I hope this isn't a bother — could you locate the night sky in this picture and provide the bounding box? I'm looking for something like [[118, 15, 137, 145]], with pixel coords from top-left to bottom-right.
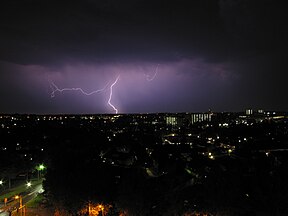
[[0, 0, 287, 114]]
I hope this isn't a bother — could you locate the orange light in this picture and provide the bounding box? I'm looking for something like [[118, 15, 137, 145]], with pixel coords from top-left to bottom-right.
[[98, 204, 104, 210]]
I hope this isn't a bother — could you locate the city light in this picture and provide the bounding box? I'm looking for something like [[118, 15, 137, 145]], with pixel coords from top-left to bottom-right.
[[1, 109, 288, 215], [88, 203, 107, 216], [39, 164, 45, 170], [36, 164, 46, 180]]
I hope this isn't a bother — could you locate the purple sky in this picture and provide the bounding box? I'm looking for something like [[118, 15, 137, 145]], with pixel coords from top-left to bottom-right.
[[0, 0, 287, 114]]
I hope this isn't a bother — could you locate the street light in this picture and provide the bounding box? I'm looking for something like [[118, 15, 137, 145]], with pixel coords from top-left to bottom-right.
[[39, 164, 45, 170], [15, 195, 23, 209], [36, 164, 46, 180], [15, 195, 26, 215], [0, 180, 4, 193], [98, 205, 104, 216], [26, 182, 32, 188]]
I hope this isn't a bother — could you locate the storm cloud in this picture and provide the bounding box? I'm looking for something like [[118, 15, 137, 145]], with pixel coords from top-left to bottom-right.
[[0, 0, 287, 113]]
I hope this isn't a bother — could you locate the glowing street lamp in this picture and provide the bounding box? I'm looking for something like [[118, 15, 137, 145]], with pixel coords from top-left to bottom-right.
[[36, 164, 46, 180], [39, 164, 45, 170], [26, 182, 32, 188], [98, 205, 104, 216], [15, 195, 23, 208], [0, 180, 4, 193], [15, 195, 26, 215]]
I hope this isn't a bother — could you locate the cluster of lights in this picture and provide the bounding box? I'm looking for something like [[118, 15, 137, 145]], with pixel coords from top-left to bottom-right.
[[88, 203, 109, 216], [208, 152, 214, 160], [219, 123, 229, 127]]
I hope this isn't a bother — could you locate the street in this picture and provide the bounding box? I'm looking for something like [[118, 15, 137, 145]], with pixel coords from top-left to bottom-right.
[[0, 181, 43, 216]]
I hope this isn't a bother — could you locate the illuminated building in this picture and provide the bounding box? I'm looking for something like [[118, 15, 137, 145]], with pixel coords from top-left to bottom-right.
[[191, 113, 212, 124], [166, 116, 177, 126], [245, 109, 253, 115]]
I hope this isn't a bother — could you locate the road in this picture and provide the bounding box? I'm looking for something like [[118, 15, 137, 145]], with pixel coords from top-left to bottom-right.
[[0, 182, 43, 216]]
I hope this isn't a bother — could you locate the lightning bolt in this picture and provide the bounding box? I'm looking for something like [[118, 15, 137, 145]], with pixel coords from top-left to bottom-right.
[[49, 81, 109, 98], [108, 75, 120, 114], [48, 63, 158, 114], [145, 64, 160, 81]]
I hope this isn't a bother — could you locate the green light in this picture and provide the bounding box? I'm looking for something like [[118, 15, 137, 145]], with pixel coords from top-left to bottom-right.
[[36, 164, 46, 171], [39, 164, 45, 170]]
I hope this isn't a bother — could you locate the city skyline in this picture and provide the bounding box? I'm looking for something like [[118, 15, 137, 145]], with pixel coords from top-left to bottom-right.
[[0, 0, 287, 114]]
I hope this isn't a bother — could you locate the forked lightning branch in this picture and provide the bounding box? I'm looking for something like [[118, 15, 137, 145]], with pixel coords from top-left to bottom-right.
[[49, 76, 120, 114]]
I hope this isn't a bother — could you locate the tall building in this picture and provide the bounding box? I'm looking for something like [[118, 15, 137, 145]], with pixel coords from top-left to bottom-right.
[[245, 109, 253, 115], [191, 113, 212, 124], [166, 116, 177, 126]]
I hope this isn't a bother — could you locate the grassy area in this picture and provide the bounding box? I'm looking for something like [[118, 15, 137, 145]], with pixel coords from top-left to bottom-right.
[[24, 194, 55, 216], [0, 184, 26, 201], [26, 194, 44, 208], [25, 207, 55, 216]]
